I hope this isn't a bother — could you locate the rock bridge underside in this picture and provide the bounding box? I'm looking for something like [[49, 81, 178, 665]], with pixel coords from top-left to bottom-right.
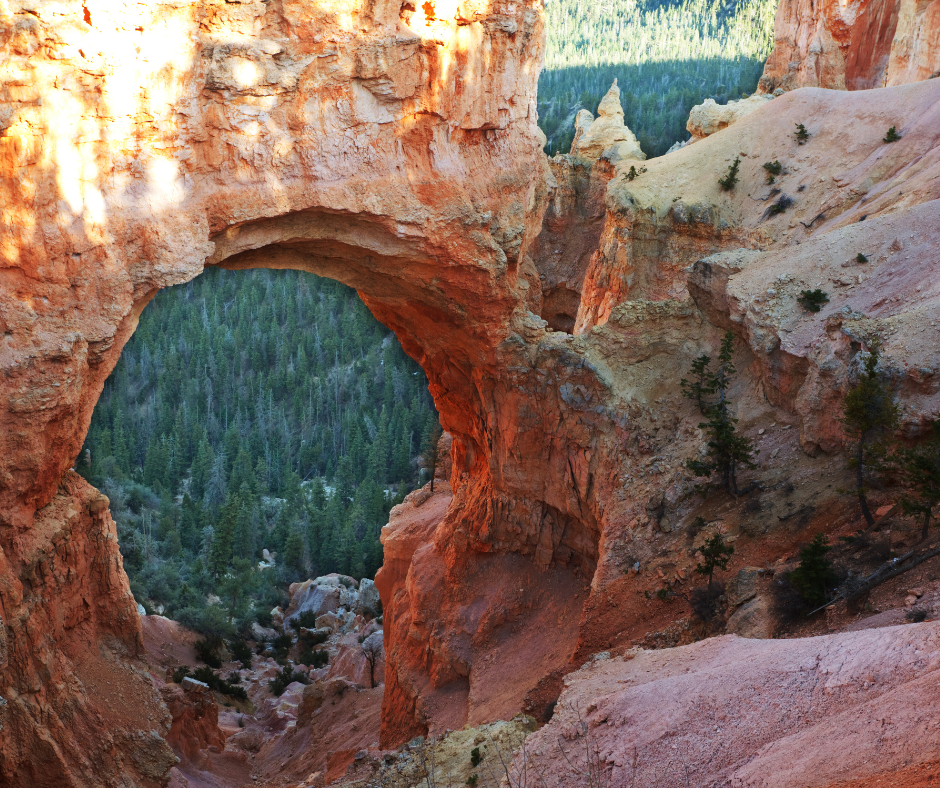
[[2, 0, 940, 785]]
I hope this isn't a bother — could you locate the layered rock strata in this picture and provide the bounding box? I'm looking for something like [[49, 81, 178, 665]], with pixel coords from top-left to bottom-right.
[[759, 0, 940, 92]]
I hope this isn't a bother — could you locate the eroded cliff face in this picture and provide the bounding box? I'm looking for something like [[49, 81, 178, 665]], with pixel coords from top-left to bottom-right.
[[759, 0, 940, 92], [3, 0, 940, 783], [0, 0, 556, 780]]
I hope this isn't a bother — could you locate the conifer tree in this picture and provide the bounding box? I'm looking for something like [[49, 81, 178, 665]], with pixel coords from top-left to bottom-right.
[[682, 331, 756, 496], [894, 418, 940, 540], [842, 346, 898, 526]]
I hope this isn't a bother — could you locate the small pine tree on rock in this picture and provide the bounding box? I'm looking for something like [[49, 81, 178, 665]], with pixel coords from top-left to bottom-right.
[[788, 533, 838, 608], [856, 253, 868, 263], [883, 126, 901, 143], [894, 418, 940, 541], [842, 345, 899, 527], [718, 157, 741, 191], [797, 289, 830, 313], [695, 532, 735, 591], [682, 330, 756, 496], [794, 123, 809, 144]]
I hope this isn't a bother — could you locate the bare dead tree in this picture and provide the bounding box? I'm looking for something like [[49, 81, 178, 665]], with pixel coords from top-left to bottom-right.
[[361, 637, 383, 689]]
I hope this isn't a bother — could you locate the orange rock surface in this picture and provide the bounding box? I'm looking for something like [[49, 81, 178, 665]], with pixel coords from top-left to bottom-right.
[[2, 0, 940, 784], [759, 0, 940, 92]]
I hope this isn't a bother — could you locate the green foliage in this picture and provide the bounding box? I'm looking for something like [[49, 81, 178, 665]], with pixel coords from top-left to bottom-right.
[[298, 648, 329, 668], [537, 0, 776, 157], [682, 331, 756, 495], [229, 639, 253, 670], [194, 637, 223, 668], [289, 610, 320, 631], [173, 665, 248, 701], [467, 775, 479, 787], [797, 289, 830, 313], [626, 165, 647, 181], [856, 253, 868, 263], [269, 665, 310, 696], [80, 267, 439, 631], [470, 747, 482, 768], [694, 532, 735, 589], [718, 157, 741, 191], [794, 123, 809, 144], [762, 160, 782, 183], [893, 418, 940, 540], [842, 347, 899, 526], [788, 533, 837, 608], [883, 126, 901, 143], [767, 194, 793, 215]]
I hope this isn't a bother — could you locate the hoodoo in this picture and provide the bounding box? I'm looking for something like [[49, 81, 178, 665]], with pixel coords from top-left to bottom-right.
[[2, 0, 940, 786]]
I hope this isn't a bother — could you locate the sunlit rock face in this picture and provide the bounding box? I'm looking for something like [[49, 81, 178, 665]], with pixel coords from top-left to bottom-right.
[[3, 0, 940, 783], [759, 0, 940, 92], [0, 0, 560, 780]]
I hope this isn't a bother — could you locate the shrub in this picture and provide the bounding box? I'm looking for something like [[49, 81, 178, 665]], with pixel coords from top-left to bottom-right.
[[173, 665, 248, 701], [768, 194, 794, 215], [289, 610, 319, 631], [883, 126, 901, 143], [689, 582, 726, 625], [718, 157, 741, 191], [299, 628, 329, 648], [298, 648, 329, 668], [626, 165, 647, 181], [762, 160, 782, 183], [856, 252, 868, 263], [194, 637, 223, 669], [229, 639, 253, 670], [794, 123, 809, 144], [788, 533, 838, 608], [467, 775, 479, 787], [797, 289, 830, 313], [268, 665, 310, 697], [470, 747, 482, 767]]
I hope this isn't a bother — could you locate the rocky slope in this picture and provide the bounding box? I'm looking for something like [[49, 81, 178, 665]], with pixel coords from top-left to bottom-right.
[[517, 623, 940, 787], [2, 0, 940, 784]]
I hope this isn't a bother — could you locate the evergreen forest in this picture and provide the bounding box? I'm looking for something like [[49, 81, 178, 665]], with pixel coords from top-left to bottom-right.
[[537, 0, 777, 157], [79, 268, 437, 636]]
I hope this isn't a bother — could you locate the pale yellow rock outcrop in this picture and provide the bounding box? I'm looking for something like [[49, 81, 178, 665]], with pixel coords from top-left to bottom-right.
[[570, 80, 646, 161]]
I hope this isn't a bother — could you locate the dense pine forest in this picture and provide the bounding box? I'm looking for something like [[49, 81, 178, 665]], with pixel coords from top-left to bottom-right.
[[537, 0, 777, 157], [79, 268, 436, 636]]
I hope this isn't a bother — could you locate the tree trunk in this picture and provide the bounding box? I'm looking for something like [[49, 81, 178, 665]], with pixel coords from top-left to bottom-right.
[[857, 442, 875, 526], [922, 511, 932, 542]]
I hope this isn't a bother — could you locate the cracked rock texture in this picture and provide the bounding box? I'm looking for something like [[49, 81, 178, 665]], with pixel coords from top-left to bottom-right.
[[518, 624, 940, 787]]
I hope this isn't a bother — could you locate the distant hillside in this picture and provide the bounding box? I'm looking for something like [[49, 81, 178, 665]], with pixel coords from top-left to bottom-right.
[[80, 268, 436, 634], [538, 0, 777, 157]]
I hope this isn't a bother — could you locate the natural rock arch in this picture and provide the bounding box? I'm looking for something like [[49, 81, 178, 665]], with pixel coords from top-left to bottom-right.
[[0, 0, 619, 781]]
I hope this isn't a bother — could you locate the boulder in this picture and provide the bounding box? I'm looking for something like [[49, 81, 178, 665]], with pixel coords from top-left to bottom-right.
[[725, 595, 774, 639], [686, 94, 772, 141], [358, 578, 381, 618]]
